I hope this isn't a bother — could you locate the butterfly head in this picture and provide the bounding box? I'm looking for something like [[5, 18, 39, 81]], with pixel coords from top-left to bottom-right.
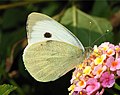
[[84, 47, 93, 58]]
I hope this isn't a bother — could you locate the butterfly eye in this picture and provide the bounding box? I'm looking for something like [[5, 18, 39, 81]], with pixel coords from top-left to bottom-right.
[[82, 51, 84, 54], [44, 32, 52, 38]]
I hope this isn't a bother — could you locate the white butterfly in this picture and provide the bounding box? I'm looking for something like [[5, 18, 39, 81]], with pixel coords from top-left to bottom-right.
[[23, 12, 85, 82]]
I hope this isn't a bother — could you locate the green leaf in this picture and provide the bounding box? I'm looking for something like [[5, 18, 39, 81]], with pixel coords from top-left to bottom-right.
[[41, 2, 59, 16], [60, 6, 113, 47], [106, 88, 118, 95], [0, 84, 16, 95], [2, 8, 27, 29], [1, 27, 25, 57], [26, 4, 38, 12], [0, 60, 6, 80], [91, 0, 111, 18], [0, 29, 1, 44], [114, 83, 120, 90]]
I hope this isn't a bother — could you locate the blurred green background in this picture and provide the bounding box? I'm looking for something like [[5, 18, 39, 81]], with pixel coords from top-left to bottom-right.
[[0, 0, 120, 95]]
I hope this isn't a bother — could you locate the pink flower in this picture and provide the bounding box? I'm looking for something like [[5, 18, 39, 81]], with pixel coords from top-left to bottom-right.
[[99, 42, 115, 56], [106, 56, 120, 71], [93, 65, 107, 78], [100, 72, 115, 88], [74, 87, 82, 92], [109, 43, 115, 49], [72, 91, 80, 95], [86, 78, 100, 95], [117, 70, 120, 76], [69, 42, 120, 95], [76, 79, 86, 89], [73, 79, 87, 93], [106, 48, 115, 56], [95, 92, 100, 95], [115, 45, 120, 52], [99, 42, 110, 49], [95, 88, 104, 95], [99, 42, 109, 52]]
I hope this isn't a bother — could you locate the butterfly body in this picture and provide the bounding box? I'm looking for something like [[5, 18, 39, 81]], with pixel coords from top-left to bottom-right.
[[23, 12, 85, 82]]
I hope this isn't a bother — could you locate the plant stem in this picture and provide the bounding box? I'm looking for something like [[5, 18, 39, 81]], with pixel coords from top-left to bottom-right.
[[72, 5, 77, 35], [0, 1, 46, 10], [10, 79, 25, 95]]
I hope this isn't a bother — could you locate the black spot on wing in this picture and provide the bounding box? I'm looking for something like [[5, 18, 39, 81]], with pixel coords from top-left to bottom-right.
[[44, 32, 52, 38]]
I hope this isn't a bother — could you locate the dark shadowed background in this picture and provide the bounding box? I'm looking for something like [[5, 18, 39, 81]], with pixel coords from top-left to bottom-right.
[[0, 0, 120, 95]]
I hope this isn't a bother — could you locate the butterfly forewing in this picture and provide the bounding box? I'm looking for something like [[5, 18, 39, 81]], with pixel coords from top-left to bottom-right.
[[27, 12, 84, 50]]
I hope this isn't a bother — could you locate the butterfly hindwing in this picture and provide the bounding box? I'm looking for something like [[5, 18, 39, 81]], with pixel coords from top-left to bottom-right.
[[23, 40, 84, 82]]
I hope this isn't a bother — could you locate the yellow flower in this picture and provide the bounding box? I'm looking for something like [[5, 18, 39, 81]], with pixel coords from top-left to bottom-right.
[[80, 91, 82, 95], [76, 72, 82, 78], [94, 54, 106, 65], [115, 46, 120, 52], [94, 45, 98, 53], [83, 66, 91, 75], [102, 45, 109, 51], [78, 64, 83, 69], [68, 84, 75, 91], [72, 73, 79, 82], [69, 92, 72, 95]]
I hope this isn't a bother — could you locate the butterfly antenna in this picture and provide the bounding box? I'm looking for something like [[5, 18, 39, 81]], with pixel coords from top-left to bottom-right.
[[91, 29, 110, 46], [89, 22, 92, 48]]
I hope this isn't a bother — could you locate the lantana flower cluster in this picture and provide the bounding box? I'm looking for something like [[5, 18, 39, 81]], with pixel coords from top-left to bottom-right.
[[68, 42, 120, 95]]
